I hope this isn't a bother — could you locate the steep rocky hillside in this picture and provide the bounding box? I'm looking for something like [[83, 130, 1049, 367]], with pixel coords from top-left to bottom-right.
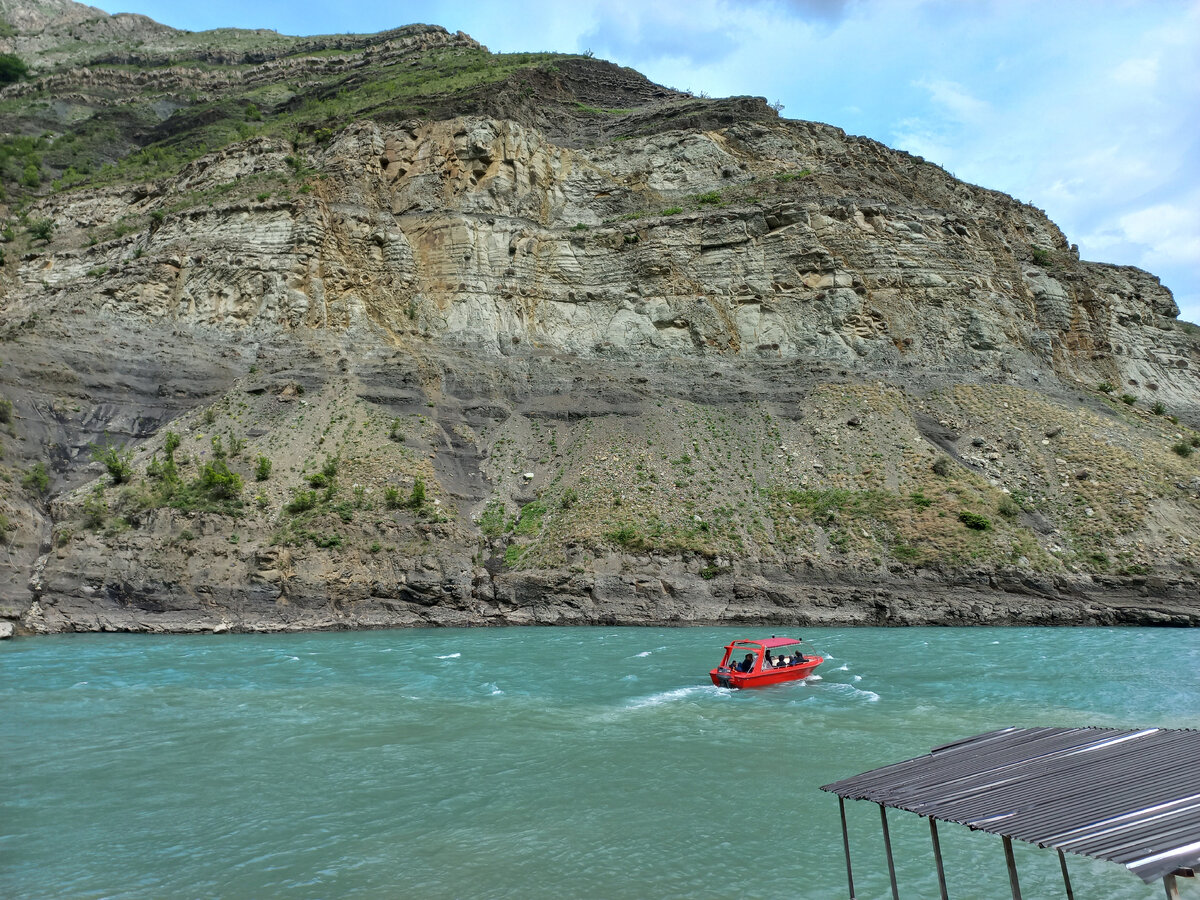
[[1, 1, 1198, 633]]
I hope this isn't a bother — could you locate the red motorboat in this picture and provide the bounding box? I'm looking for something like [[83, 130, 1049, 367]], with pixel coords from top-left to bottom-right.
[[710, 637, 822, 688]]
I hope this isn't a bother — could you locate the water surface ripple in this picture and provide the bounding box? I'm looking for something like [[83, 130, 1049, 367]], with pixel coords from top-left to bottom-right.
[[3, 627, 1199, 899]]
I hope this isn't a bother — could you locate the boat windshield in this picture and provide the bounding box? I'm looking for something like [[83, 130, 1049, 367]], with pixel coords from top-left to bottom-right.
[[722, 649, 759, 673]]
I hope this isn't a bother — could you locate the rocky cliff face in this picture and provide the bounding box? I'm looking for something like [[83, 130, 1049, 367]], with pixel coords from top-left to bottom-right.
[[1, 2, 1198, 632]]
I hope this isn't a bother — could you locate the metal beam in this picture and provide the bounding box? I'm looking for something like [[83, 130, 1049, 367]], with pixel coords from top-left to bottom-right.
[[1003, 836, 1023, 900], [929, 818, 949, 900], [839, 796, 856, 900], [1058, 850, 1074, 900], [1060, 854, 1080, 900], [1164, 873, 1180, 900], [880, 805, 900, 900]]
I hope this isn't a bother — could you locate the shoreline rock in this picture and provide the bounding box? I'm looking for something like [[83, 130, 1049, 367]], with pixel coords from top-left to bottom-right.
[[17, 567, 1200, 635]]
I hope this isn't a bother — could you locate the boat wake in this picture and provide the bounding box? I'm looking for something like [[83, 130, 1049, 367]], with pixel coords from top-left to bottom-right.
[[626, 685, 720, 709]]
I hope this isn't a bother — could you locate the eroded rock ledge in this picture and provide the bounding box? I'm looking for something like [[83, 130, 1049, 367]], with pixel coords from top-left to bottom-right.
[[21, 565, 1200, 634]]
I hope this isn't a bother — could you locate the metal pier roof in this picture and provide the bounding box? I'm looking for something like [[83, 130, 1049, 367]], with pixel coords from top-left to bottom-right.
[[821, 726, 1200, 883]]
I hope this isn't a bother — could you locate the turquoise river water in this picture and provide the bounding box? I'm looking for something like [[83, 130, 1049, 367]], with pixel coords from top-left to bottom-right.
[[3, 627, 1199, 900]]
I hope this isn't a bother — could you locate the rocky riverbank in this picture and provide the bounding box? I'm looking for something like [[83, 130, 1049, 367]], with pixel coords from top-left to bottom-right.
[[17, 562, 1200, 634]]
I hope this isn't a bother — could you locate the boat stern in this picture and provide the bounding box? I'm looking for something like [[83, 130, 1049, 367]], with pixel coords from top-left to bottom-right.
[[710, 667, 734, 689]]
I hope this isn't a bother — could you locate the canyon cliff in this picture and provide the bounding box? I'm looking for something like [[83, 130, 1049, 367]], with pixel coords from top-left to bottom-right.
[[1, 1, 1198, 633]]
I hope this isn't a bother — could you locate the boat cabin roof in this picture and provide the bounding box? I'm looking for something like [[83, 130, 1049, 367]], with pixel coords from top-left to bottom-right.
[[728, 637, 802, 650]]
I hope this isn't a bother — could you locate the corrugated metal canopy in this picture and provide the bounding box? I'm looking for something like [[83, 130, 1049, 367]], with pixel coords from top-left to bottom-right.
[[821, 726, 1200, 883]]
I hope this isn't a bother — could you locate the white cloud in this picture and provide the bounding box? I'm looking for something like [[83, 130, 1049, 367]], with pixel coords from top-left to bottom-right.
[[1119, 202, 1200, 268], [578, 0, 748, 67], [1111, 55, 1160, 88], [917, 79, 991, 124]]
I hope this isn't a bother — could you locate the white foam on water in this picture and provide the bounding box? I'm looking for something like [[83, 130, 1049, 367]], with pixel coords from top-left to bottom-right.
[[381, 648, 393, 653], [71, 682, 88, 688], [626, 685, 710, 709], [807, 674, 823, 682], [483, 683, 503, 696], [853, 675, 863, 682], [621, 674, 639, 682], [836, 664, 849, 671], [286, 656, 299, 661], [826, 681, 880, 702], [634, 651, 652, 657], [436, 653, 461, 659]]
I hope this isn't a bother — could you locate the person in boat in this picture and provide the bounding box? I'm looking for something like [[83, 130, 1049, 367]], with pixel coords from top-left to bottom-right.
[[764, 651, 775, 669], [738, 653, 754, 673]]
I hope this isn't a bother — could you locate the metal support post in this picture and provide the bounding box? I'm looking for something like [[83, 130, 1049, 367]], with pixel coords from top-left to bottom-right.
[[880, 805, 900, 900], [839, 797, 856, 900], [1057, 849, 1074, 900], [1164, 873, 1180, 900], [929, 818, 949, 900], [1003, 836, 1023, 900]]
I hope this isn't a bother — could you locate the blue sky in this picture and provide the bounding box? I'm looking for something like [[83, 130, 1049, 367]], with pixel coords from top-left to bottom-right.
[[94, 0, 1200, 323]]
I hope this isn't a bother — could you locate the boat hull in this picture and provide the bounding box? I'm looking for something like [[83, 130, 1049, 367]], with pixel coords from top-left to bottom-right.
[[710, 657, 823, 689]]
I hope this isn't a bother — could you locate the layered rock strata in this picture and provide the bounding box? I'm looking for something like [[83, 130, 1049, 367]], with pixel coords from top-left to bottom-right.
[[0, 11, 1197, 633]]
